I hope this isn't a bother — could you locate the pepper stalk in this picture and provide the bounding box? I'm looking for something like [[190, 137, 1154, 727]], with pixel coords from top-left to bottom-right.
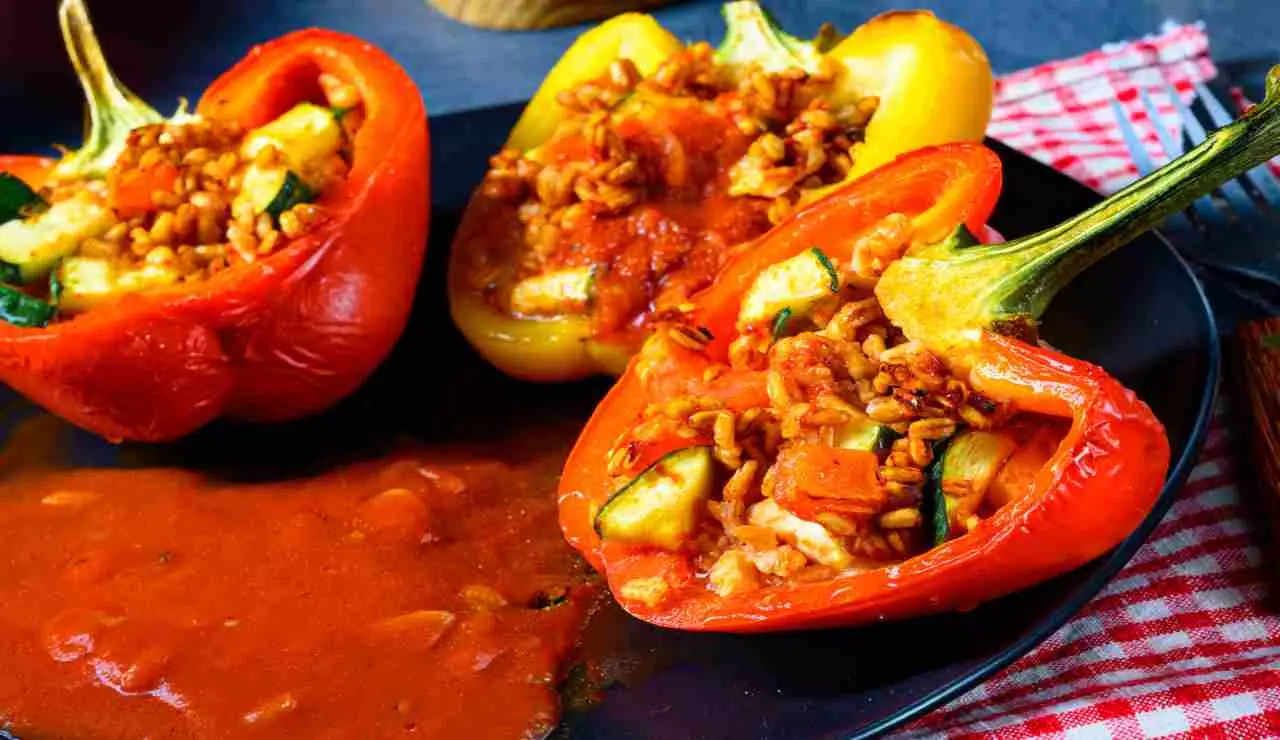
[[714, 1, 826, 75], [52, 0, 165, 180], [878, 64, 1280, 369]]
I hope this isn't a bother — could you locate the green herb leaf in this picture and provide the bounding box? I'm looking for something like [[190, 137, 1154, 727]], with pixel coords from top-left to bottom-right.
[[331, 105, 351, 122], [810, 247, 840, 292], [771, 307, 793, 341], [1261, 333, 1280, 350]]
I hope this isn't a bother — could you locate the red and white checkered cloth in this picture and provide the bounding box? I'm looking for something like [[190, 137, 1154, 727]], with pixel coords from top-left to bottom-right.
[[898, 23, 1280, 739]]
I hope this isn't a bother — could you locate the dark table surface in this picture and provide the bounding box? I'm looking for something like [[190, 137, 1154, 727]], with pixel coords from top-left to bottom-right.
[[0, 0, 1277, 149]]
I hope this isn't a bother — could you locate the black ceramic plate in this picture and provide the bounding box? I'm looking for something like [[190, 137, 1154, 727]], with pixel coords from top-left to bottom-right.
[[0, 92, 1217, 738], [430, 107, 1219, 739]]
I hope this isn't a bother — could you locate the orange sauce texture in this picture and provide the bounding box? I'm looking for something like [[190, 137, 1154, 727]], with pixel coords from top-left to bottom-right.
[[0, 426, 593, 739]]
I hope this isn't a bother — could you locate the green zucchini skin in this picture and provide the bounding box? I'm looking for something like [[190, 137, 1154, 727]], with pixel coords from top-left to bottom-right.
[[0, 261, 22, 285], [263, 171, 316, 220], [0, 173, 46, 225], [922, 437, 952, 547], [0, 285, 55, 328], [594, 446, 715, 550], [770, 307, 793, 341]]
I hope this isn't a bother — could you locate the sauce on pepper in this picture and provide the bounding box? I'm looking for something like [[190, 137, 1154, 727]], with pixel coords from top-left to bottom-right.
[[0, 432, 593, 738]]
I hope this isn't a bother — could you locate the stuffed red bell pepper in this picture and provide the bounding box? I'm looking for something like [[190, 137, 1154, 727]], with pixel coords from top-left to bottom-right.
[[557, 69, 1280, 632], [0, 0, 428, 441]]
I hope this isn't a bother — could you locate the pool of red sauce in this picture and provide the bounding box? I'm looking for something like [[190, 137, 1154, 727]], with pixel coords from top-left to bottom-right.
[[0, 416, 594, 739]]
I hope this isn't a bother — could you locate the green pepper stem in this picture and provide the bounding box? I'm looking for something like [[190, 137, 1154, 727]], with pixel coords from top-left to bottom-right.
[[52, 0, 163, 180], [996, 65, 1280, 319], [715, 1, 822, 75]]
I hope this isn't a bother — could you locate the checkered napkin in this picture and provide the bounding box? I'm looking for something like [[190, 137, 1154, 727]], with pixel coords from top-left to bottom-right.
[[897, 24, 1280, 739]]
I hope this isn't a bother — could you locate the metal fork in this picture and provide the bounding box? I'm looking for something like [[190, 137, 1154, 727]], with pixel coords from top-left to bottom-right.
[[1112, 78, 1280, 317]]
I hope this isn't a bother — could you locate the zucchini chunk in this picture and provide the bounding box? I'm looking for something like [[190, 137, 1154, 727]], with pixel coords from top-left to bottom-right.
[[237, 103, 342, 217], [57, 255, 179, 313], [241, 103, 343, 173], [925, 429, 1018, 544], [241, 168, 316, 219], [941, 430, 1019, 497], [594, 446, 715, 551], [833, 414, 898, 454], [0, 195, 114, 282], [0, 173, 46, 225], [508, 266, 595, 317], [738, 247, 841, 329]]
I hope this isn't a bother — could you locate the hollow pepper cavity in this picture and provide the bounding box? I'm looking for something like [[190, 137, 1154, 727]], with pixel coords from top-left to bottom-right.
[[449, 2, 993, 382], [0, 3, 428, 441], [556, 143, 1173, 631]]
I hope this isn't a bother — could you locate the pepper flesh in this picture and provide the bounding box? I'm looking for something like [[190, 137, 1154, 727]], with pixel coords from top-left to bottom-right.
[[0, 30, 428, 441], [449, 5, 993, 383], [556, 144, 1171, 631]]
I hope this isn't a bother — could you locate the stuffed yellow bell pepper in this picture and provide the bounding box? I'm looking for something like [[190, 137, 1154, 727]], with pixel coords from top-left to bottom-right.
[[449, 1, 993, 381]]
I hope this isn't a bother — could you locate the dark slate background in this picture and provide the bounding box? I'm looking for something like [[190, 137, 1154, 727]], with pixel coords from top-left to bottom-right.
[[0, 0, 1276, 155]]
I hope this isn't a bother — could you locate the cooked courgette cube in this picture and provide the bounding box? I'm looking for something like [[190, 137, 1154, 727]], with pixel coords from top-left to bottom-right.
[[594, 446, 715, 550], [0, 195, 114, 282], [241, 167, 316, 218], [57, 255, 179, 313], [924, 429, 1019, 544], [241, 103, 342, 174], [738, 247, 840, 329], [833, 414, 898, 453]]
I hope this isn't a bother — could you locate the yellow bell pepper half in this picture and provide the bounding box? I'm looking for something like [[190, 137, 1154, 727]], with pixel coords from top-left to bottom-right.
[[448, 3, 994, 383]]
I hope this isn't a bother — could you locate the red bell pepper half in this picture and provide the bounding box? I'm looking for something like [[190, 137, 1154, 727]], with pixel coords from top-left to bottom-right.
[[557, 143, 1171, 631], [0, 29, 429, 441]]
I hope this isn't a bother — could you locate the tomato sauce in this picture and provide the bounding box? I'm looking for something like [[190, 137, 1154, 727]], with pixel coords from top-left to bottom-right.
[[458, 99, 772, 347], [545, 103, 772, 340], [0, 420, 594, 739]]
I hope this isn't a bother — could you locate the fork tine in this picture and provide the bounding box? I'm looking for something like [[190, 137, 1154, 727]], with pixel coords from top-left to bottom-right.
[[1111, 96, 1198, 230], [1139, 88, 1183, 158], [1171, 82, 1258, 217], [1111, 99, 1159, 177], [1192, 79, 1280, 207], [1161, 79, 1232, 227], [1172, 81, 1259, 218]]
